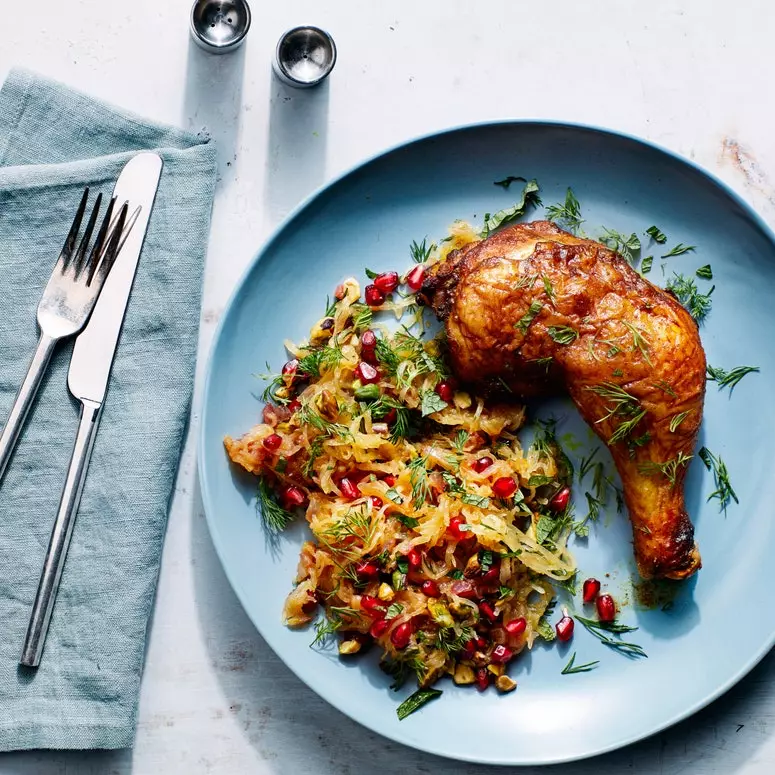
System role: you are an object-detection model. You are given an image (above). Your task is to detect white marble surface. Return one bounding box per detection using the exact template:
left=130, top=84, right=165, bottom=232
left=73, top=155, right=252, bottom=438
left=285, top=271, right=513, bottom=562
left=2, top=1, right=775, bottom=772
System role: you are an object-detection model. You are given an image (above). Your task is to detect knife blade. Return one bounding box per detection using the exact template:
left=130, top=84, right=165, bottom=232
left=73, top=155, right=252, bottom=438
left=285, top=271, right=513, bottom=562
left=20, top=152, right=163, bottom=667
left=68, top=151, right=163, bottom=402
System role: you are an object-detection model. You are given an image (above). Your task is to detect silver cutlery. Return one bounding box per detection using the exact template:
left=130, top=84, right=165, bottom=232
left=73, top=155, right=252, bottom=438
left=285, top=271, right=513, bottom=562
left=21, top=152, right=163, bottom=668
left=0, top=191, right=129, bottom=484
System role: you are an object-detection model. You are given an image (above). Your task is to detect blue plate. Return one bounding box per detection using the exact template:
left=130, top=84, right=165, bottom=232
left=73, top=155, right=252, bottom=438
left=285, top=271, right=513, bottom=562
left=199, top=122, right=775, bottom=765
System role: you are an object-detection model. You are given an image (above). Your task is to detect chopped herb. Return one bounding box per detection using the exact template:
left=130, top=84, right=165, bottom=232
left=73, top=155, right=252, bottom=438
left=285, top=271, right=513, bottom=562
left=493, top=175, right=526, bottom=190
left=481, top=179, right=541, bottom=237
left=396, top=557, right=409, bottom=574
left=669, top=411, right=689, bottom=433
left=396, top=514, right=420, bottom=529
left=575, top=615, right=647, bottom=658
left=535, top=514, right=555, bottom=544
left=640, top=256, right=653, bottom=274
left=420, top=390, right=448, bottom=416
left=385, top=603, right=404, bottom=620
left=665, top=273, right=713, bottom=322
left=586, top=382, right=647, bottom=445
left=662, top=243, right=696, bottom=258
left=599, top=228, right=641, bottom=263
left=275, top=457, right=288, bottom=474
left=527, top=474, right=554, bottom=487
left=536, top=599, right=557, bottom=641
left=453, top=429, right=469, bottom=453
left=479, top=550, right=494, bottom=572
left=561, top=652, right=600, bottom=675
left=410, top=238, right=433, bottom=264
left=385, top=488, right=404, bottom=504
left=396, top=688, right=443, bottom=720
left=461, top=493, right=491, bottom=508
left=698, top=447, right=738, bottom=513
left=612, top=368, right=623, bottom=377
left=542, top=275, right=555, bottom=302
left=706, top=364, right=759, bottom=392
left=546, top=187, right=584, bottom=233
left=256, top=476, right=296, bottom=532
left=365, top=267, right=379, bottom=279
left=530, top=356, right=554, bottom=371
left=696, top=264, right=713, bottom=280
left=637, top=451, right=692, bottom=486
left=645, top=225, right=667, bottom=244
left=450, top=569, right=464, bottom=580
left=548, top=325, right=579, bottom=345
left=515, top=300, right=543, bottom=334
left=498, top=585, right=513, bottom=599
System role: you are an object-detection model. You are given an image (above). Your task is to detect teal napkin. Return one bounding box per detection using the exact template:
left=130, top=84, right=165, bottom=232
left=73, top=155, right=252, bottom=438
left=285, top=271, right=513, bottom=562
left=0, top=69, right=216, bottom=750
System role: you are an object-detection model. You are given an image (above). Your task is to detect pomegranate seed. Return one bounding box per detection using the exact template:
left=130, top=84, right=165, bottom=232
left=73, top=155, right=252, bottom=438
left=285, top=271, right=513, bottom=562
left=280, top=485, right=307, bottom=510
left=390, top=621, right=413, bottom=649
left=435, top=380, right=454, bottom=403
left=475, top=667, right=490, bottom=691
left=582, top=578, right=601, bottom=604
left=282, top=359, right=298, bottom=377
left=481, top=561, right=500, bottom=582
left=288, top=399, right=301, bottom=413
left=355, top=361, right=380, bottom=384
left=556, top=615, right=575, bottom=642
left=360, top=329, right=377, bottom=349
left=370, top=618, right=390, bottom=638
left=383, top=474, right=397, bottom=487
left=450, top=580, right=477, bottom=599
left=421, top=579, right=440, bottom=597
left=492, top=477, right=517, bottom=499
left=471, top=456, right=493, bottom=473
left=461, top=640, right=476, bottom=660
left=491, top=644, right=514, bottom=663
left=370, top=496, right=384, bottom=509
left=374, top=271, right=399, bottom=294
left=360, top=595, right=385, bottom=616
left=549, top=486, right=572, bottom=513
left=384, top=408, right=398, bottom=424
left=262, top=433, right=282, bottom=451
left=475, top=635, right=488, bottom=649
left=505, top=617, right=527, bottom=636
left=407, top=548, right=422, bottom=569
left=447, top=515, right=468, bottom=540
left=596, top=593, right=616, bottom=623
left=355, top=561, right=380, bottom=581
left=406, top=265, right=425, bottom=291
left=339, top=477, right=360, bottom=500
left=365, top=284, right=386, bottom=307
left=479, top=601, right=499, bottom=623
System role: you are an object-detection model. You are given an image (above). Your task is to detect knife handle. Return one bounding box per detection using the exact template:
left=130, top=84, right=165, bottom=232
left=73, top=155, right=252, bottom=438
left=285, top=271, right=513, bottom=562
left=0, top=333, right=57, bottom=484
left=20, top=398, right=102, bottom=668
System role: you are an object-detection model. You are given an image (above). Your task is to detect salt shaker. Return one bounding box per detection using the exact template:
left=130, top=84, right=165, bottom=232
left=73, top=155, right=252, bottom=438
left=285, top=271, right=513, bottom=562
left=273, top=26, right=337, bottom=88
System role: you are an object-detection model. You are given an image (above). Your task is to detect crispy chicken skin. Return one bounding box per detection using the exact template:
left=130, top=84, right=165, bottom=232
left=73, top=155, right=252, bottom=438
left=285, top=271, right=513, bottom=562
left=420, top=220, right=705, bottom=580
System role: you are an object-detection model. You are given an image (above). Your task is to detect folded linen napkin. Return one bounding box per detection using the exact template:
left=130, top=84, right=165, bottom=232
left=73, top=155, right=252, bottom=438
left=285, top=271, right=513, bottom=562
left=0, top=69, right=216, bottom=750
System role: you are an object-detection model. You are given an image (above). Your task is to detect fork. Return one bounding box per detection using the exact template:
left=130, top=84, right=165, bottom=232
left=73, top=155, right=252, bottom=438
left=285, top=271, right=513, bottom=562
left=0, top=189, right=128, bottom=483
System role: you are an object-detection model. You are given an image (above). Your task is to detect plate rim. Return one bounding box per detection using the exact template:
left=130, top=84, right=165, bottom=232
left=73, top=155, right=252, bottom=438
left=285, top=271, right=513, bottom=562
left=198, top=119, right=775, bottom=765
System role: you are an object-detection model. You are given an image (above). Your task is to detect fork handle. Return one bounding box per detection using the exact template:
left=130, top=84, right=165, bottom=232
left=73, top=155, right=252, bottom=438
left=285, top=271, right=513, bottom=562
left=0, top=333, right=58, bottom=483
left=20, top=398, right=102, bottom=667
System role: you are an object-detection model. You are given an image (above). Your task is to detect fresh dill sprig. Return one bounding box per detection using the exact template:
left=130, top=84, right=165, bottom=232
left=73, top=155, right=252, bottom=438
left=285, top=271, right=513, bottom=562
left=296, top=400, right=352, bottom=439
left=599, top=228, right=641, bottom=263
left=410, top=238, right=434, bottom=264
left=586, top=382, right=647, bottom=445
left=696, top=264, right=713, bottom=280
left=699, top=447, right=738, bottom=513
left=561, top=652, right=600, bottom=675
left=481, top=179, right=541, bottom=237
left=351, top=303, right=373, bottom=332
left=653, top=379, right=677, bottom=398
left=669, top=411, right=690, bottom=433
left=435, top=625, right=475, bottom=655
left=662, top=243, right=696, bottom=258
left=622, top=321, right=652, bottom=365
left=665, top=273, right=713, bottom=323
left=546, top=187, right=584, bottom=234
left=548, top=325, right=579, bottom=345
left=514, top=300, right=543, bottom=334
left=452, top=429, right=469, bottom=453
left=637, top=451, right=693, bottom=487
left=256, top=476, right=296, bottom=532
left=407, top=456, right=431, bottom=509
left=575, top=615, right=647, bottom=659
left=706, top=364, right=759, bottom=392
left=302, top=437, right=324, bottom=477
left=297, top=344, right=343, bottom=379
left=645, top=225, right=667, bottom=244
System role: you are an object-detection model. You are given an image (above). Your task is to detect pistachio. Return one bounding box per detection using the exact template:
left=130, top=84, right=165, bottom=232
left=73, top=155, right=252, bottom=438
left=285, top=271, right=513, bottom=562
left=453, top=391, right=472, bottom=409
left=453, top=664, right=476, bottom=685
left=377, top=583, right=395, bottom=602
left=338, top=639, right=362, bottom=655
left=496, top=675, right=518, bottom=692
left=427, top=601, right=455, bottom=628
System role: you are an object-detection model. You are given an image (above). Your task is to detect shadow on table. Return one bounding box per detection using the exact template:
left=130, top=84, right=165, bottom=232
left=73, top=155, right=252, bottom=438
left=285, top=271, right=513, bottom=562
left=188, top=464, right=775, bottom=774
left=263, top=72, right=329, bottom=224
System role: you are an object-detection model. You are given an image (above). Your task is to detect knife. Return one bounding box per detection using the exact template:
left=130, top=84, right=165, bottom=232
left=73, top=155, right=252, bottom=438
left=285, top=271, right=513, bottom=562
left=20, top=152, right=163, bottom=667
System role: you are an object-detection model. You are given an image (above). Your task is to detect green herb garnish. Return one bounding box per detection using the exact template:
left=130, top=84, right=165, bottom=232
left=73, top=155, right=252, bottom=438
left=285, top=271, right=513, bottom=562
left=546, top=187, right=584, bottom=233
left=586, top=382, right=647, bottom=445
left=481, top=179, right=541, bottom=237
left=396, top=688, right=443, bottom=720
left=665, top=273, right=713, bottom=323
left=706, top=364, right=759, bottom=391
left=548, top=325, right=579, bottom=345
left=599, top=228, right=641, bottom=263
left=662, top=243, right=696, bottom=258
left=698, top=447, right=738, bottom=513
left=696, top=264, right=713, bottom=280
left=640, top=256, right=653, bottom=274
left=669, top=411, right=689, bottom=432
left=420, top=390, right=448, bottom=416
left=493, top=175, right=526, bottom=190
left=645, top=225, right=667, bottom=244
left=561, top=652, right=600, bottom=675
left=410, top=238, right=433, bottom=264
left=575, top=615, right=647, bottom=658
left=637, top=451, right=692, bottom=486
left=256, top=476, right=296, bottom=532
left=515, top=300, right=543, bottom=334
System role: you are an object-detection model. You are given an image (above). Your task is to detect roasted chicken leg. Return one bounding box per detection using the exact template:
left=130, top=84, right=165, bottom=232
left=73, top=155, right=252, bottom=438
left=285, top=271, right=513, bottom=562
left=420, top=220, right=705, bottom=580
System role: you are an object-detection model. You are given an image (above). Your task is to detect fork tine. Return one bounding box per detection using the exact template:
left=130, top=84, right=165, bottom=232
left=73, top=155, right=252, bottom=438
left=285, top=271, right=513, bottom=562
left=72, top=192, right=102, bottom=276
left=60, top=188, right=89, bottom=268
left=116, top=205, right=142, bottom=255
left=88, top=202, right=127, bottom=286
left=84, top=196, right=116, bottom=286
